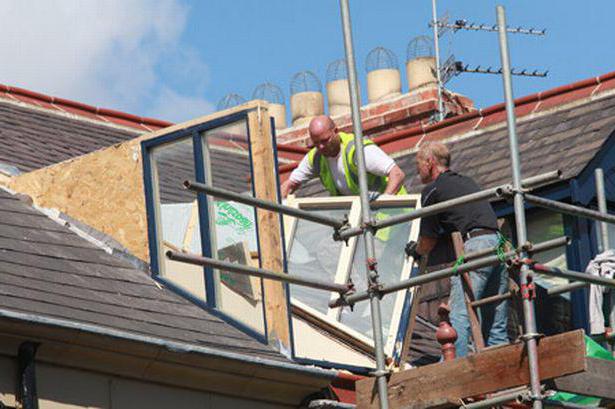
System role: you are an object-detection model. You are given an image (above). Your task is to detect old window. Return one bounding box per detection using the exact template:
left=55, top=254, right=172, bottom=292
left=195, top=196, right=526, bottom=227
left=526, top=209, right=569, bottom=291
left=284, top=195, right=421, bottom=360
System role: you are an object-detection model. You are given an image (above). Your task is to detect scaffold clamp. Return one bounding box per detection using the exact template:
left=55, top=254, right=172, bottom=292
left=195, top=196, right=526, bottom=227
left=519, top=332, right=544, bottom=342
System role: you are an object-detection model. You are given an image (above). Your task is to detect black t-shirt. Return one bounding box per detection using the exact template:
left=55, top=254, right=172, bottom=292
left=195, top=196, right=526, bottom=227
left=420, top=170, right=498, bottom=239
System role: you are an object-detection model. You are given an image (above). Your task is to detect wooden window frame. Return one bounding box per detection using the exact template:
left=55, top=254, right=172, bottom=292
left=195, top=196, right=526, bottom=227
left=284, top=194, right=422, bottom=355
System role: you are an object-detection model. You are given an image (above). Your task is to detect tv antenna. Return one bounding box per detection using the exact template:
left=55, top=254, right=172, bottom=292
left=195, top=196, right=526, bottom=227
left=429, top=0, right=547, bottom=122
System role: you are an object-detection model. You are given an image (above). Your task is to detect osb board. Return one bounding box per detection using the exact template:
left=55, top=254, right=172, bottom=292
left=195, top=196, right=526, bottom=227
left=8, top=139, right=150, bottom=260
left=6, top=101, right=270, bottom=262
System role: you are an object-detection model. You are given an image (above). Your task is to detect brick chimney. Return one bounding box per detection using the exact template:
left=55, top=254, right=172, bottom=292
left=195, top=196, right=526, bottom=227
left=276, top=85, right=475, bottom=147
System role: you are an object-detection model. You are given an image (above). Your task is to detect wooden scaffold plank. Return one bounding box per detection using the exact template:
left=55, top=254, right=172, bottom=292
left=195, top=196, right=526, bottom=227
left=357, top=330, right=587, bottom=409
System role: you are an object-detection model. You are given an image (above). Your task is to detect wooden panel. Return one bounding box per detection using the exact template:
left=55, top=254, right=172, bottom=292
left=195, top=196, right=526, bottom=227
left=357, top=330, right=586, bottom=409
left=248, top=107, right=290, bottom=350
left=552, top=357, right=615, bottom=400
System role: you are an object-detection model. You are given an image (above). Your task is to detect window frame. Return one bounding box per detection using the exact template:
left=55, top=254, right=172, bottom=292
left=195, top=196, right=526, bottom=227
left=283, top=194, right=421, bottom=355
left=141, top=109, right=273, bottom=343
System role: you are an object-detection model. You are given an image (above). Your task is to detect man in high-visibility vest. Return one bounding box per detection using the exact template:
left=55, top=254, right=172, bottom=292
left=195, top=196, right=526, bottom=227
left=281, top=115, right=406, bottom=198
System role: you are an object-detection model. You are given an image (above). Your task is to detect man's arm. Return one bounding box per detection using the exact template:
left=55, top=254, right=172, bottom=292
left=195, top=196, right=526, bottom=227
left=362, top=146, right=405, bottom=195
left=384, top=164, right=405, bottom=195
left=405, top=235, right=437, bottom=260
left=281, top=154, right=316, bottom=198
left=417, top=236, right=437, bottom=255
left=281, top=179, right=301, bottom=198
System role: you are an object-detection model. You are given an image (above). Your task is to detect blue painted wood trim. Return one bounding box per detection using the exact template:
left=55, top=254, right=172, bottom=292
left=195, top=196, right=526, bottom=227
left=568, top=179, right=590, bottom=331
left=192, top=130, right=216, bottom=306
left=573, top=129, right=615, bottom=205
left=270, top=117, right=296, bottom=358
left=141, top=140, right=160, bottom=276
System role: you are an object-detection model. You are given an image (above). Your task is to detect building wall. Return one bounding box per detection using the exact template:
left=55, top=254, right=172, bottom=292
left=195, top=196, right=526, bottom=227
left=0, top=355, right=293, bottom=409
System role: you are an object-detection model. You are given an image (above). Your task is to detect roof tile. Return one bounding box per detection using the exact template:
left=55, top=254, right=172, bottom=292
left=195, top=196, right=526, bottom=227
left=0, top=188, right=285, bottom=361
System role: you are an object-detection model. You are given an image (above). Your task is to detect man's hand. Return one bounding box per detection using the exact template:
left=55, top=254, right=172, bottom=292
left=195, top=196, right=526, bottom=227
left=281, top=179, right=301, bottom=198
left=405, top=240, right=421, bottom=260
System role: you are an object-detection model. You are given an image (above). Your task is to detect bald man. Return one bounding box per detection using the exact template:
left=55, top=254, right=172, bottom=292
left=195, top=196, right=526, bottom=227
left=281, top=115, right=406, bottom=198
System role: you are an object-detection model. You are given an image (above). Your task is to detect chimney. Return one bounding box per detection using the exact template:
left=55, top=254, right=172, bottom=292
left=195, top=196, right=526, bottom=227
left=290, top=71, right=324, bottom=127
left=366, top=46, right=402, bottom=103
left=406, top=36, right=437, bottom=91
left=253, top=82, right=287, bottom=130
left=217, top=93, right=246, bottom=111
left=326, top=59, right=351, bottom=117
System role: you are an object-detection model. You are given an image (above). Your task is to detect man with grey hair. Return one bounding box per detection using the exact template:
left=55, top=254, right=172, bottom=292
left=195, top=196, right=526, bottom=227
left=406, top=141, right=508, bottom=357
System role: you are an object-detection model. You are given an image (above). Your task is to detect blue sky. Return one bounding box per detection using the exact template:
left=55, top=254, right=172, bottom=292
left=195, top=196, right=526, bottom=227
left=0, top=1, right=611, bottom=123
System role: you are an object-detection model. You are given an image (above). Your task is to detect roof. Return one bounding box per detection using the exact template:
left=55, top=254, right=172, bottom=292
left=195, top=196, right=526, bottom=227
left=0, top=84, right=171, bottom=132
left=398, top=89, right=615, bottom=193
left=0, top=85, right=304, bottom=176
left=0, top=187, right=287, bottom=362
left=0, top=100, right=139, bottom=173
left=295, top=71, right=615, bottom=197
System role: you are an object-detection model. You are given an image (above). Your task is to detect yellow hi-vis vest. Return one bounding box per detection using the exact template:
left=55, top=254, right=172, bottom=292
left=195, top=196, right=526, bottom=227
left=307, top=132, right=407, bottom=196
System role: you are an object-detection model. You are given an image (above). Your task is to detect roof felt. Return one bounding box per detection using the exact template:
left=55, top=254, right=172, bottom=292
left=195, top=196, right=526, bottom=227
left=0, top=188, right=285, bottom=362
left=0, top=100, right=138, bottom=173
left=297, top=90, right=615, bottom=197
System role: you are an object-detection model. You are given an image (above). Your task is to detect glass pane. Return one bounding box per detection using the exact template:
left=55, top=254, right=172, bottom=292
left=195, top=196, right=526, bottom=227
left=202, top=120, right=265, bottom=334
left=341, top=206, right=413, bottom=338
left=526, top=210, right=568, bottom=290
left=151, top=137, right=206, bottom=301
left=287, top=208, right=348, bottom=314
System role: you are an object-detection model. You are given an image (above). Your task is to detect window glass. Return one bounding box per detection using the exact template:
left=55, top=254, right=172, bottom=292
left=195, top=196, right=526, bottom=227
left=287, top=208, right=348, bottom=314
left=341, top=207, right=413, bottom=338
left=151, top=138, right=206, bottom=301
left=202, top=120, right=265, bottom=334
left=526, top=210, right=568, bottom=290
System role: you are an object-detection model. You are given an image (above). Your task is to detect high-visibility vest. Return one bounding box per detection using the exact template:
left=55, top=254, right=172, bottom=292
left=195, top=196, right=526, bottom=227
left=307, top=132, right=407, bottom=196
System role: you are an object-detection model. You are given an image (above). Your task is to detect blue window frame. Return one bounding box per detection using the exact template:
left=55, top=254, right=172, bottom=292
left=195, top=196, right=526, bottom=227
left=141, top=111, right=271, bottom=342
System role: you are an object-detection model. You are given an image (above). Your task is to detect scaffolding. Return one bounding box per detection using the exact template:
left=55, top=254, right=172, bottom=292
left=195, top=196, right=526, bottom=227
left=165, top=3, right=615, bottom=409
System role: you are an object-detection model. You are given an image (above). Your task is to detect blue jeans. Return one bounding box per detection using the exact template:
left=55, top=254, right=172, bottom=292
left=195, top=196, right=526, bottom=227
left=449, top=233, right=509, bottom=357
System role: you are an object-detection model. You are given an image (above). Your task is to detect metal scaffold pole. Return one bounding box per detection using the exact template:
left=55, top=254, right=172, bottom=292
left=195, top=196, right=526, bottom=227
left=338, top=1, right=389, bottom=408
left=431, top=0, right=444, bottom=121
left=595, top=168, right=610, bottom=252
left=496, top=5, right=543, bottom=408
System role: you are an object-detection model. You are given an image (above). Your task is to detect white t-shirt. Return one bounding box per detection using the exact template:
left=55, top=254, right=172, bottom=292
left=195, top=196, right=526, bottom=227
left=289, top=144, right=395, bottom=195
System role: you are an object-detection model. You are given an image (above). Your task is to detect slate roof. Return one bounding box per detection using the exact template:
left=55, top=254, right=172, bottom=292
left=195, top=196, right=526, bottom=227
left=0, top=99, right=140, bottom=173
left=0, top=187, right=286, bottom=362
left=297, top=89, right=615, bottom=197
left=397, top=92, right=615, bottom=193
left=0, top=89, right=301, bottom=177
left=0, top=97, right=258, bottom=193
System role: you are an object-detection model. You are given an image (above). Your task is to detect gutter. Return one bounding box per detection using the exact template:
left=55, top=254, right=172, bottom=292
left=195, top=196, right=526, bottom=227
left=0, top=308, right=337, bottom=381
